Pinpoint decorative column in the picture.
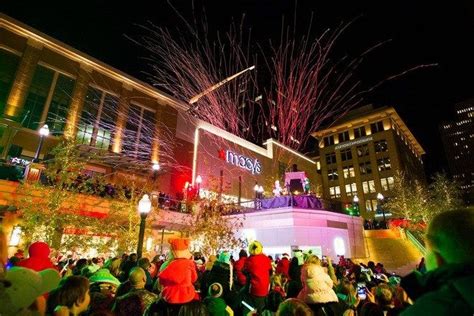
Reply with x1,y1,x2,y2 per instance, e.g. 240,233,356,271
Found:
4,39,43,121
152,104,177,164
112,84,132,153
64,64,92,140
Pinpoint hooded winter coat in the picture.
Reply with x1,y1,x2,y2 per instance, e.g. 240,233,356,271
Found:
159,258,198,304
17,241,56,272
276,257,290,278
244,253,272,297
297,263,338,304
400,262,474,316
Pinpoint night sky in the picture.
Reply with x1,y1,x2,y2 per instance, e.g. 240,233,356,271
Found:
1,1,473,179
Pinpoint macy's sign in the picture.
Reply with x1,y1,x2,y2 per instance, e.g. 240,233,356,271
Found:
224,150,262,174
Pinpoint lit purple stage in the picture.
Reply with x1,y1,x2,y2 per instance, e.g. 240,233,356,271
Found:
260,195,323,209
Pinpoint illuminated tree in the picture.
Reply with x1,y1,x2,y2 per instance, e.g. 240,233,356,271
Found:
16,140,151,254
184,200,245,257
384,171,427,222
385,171,463,225
425,172,463,223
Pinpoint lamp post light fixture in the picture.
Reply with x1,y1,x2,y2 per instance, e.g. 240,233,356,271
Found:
33,124,49,162
352,195,360,216
196,175,202,199
9,226,22,247
152,162,160,180
377,192,386,227
258,185,264,199
254,183,259,199
137,194,152,259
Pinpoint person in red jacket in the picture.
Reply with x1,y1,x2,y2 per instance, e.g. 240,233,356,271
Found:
233,249,248,289
158,238,198,305
243,240,272,313
17,241,56,272
275,253,290,278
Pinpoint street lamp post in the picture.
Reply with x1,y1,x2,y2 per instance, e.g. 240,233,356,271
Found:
377,193,386,227
137,194,152,259
33,124,49,162
254,183,259,209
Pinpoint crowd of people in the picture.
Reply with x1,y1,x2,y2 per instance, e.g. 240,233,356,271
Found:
0,209,473,315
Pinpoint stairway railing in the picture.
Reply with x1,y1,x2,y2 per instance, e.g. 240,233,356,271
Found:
405,229,426,255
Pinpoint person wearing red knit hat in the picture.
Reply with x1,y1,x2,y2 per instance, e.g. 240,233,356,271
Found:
17,241,56,272
158,238,198,305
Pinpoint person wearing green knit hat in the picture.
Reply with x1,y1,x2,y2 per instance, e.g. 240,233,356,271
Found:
203,282,234,316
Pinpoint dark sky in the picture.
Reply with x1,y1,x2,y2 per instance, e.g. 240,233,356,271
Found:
1,1,474,178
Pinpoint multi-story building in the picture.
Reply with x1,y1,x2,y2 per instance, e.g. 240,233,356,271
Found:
1,14,368,259
439,99,474,204
0,13,320,200
312,105,425,218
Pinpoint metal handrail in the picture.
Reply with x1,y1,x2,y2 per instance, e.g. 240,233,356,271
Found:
405,229,426,255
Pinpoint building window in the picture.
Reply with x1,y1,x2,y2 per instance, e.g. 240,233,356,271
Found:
326,152,337,165
362,180,376,194
22,65,55,130
370,121,384,134
0,49,21,115
345,183,357,197
329,186,341,198
357,144,370,157
328,168,339,181
77,87,119,150
374,140,388,152
377,158,392,172
359,161,372,175
123,103,156,160
340,148,352,161
354,126,366,138
21,64,75,133
381,176,394,191
324,136,335,146
366,199,377,212
45,74,75,134
343,165,355,179
338,131,350,143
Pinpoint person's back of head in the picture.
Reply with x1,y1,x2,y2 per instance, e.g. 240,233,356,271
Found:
178,301,209,316
276,298,313,316
128,267,146,289
304,255,320,266
129,253,137,262
113,292,143,316
239,249,248,259
56,275,90,314
137,257,151,271
288,257,301,281
374,284,393,307
425,209,474,269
